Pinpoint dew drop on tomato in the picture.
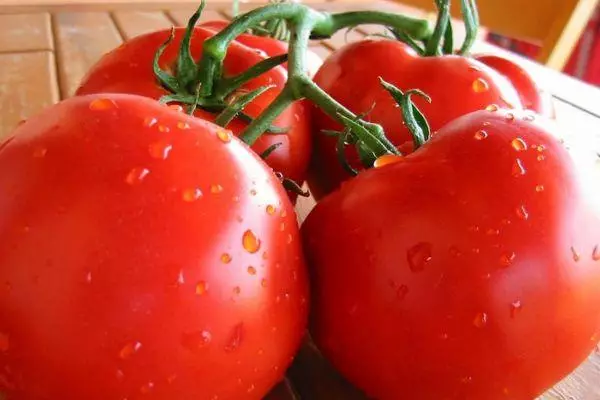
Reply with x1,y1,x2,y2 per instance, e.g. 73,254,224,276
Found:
571,247,581,262
535,184,545,192
515,205,529,220
406,242,432,272
140,381,154,394
247,266,257,275
593,245,600,261
474,130,488,140
195,281,208,295
181,330,212,352
505,113,516,122
233,286,241,295
116,369,125,381
510,300,522,318
167,104,184,113
158,125,170,133
224,323,244,352
85,271,92,284
473,312,488,328
537,154,546,162
500,251,516,267
486,104,499,112
216,129,232,143
511,138,528,151
512,159,526,177
242,230,261,253
182,187,203,202
144,117,158,128
472,78,489,93
211,184,224,194
119,341,142,360
373,154,402,168
266,204,276,215
220,253,232,264
177,121,190,130
261,279,267,288
89,98,117,111
125,167,150,185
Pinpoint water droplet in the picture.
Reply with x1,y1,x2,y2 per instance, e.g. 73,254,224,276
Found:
168,104,184,112
89,98,117,110
0,332,9,352
261,251,268,260
407,242,432,272
148,140,173,160
247,384,255,393
85,271,92,283
505,113,515,122
250,188,257,196
449,246,462,257
176,269,185,285
472,78,489,93
473,312,488,328
500,251,516,267
119,341,142,359
482,122,491,127
182,187,203,202
511,138,528,151
224,323,244,352
211,184,223,194
510,300,522,318
474,130,488,140
140,382,154,394
523,113,535,122
280,209,287,218
537,154,545,162
287,234,293,244
247,266,256,275
177,121,190,130
261,279,267,287
242,230,261,253
571,247,580,262
221,253,232,264
233,286,241,295
279,222,285,231
216,129,232,143
593,246,600,261
536,145,546,152
158,125,170,133
486,104,499,112
144,117,158,127
486,228,500,236
535,185,544,192
33,147,47,158
181,330,212,351
126,167,150,185
515,205,529,220
266,205,276,215
373,154,403,168
195,281,208,295
512,159,526,177
396,284,409,300
461,376,474,384
116,369,125,380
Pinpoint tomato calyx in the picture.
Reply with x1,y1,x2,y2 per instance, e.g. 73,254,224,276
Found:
237,0,292,42
153,2,288,134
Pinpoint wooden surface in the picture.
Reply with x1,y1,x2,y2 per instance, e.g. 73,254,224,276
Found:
1,1,600,399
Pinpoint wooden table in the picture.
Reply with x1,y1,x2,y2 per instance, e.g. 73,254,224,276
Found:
1,1,600,399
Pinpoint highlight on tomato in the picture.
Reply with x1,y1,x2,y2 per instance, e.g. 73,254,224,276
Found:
0,93,309,399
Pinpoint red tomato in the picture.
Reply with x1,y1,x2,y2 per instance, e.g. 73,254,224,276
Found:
75,24,312,197
199,20,323,78
308,39,524,199
474,53,555,118
0,94,309,399
302,108,600,400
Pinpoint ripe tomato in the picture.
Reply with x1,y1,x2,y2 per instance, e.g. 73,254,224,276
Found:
75,23,313,197
0,94,309,399
302,108,600,400
474,53,555,118
308,39,524,199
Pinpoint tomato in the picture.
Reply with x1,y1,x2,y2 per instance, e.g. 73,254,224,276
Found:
474,53,555,118
199,20,323,78
75,23,313,198
302,108,600,400
308,39,525,199
0,93,309,399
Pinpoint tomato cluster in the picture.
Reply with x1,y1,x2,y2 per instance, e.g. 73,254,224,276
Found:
1,2,599,400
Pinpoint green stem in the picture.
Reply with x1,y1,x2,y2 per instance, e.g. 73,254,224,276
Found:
458,0,479,55
425,0,451,56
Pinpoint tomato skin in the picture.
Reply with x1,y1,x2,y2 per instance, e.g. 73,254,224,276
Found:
302,109,600,400
474,53,555,118
309,39,524,199
75,26,312,197
0,94,309,399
